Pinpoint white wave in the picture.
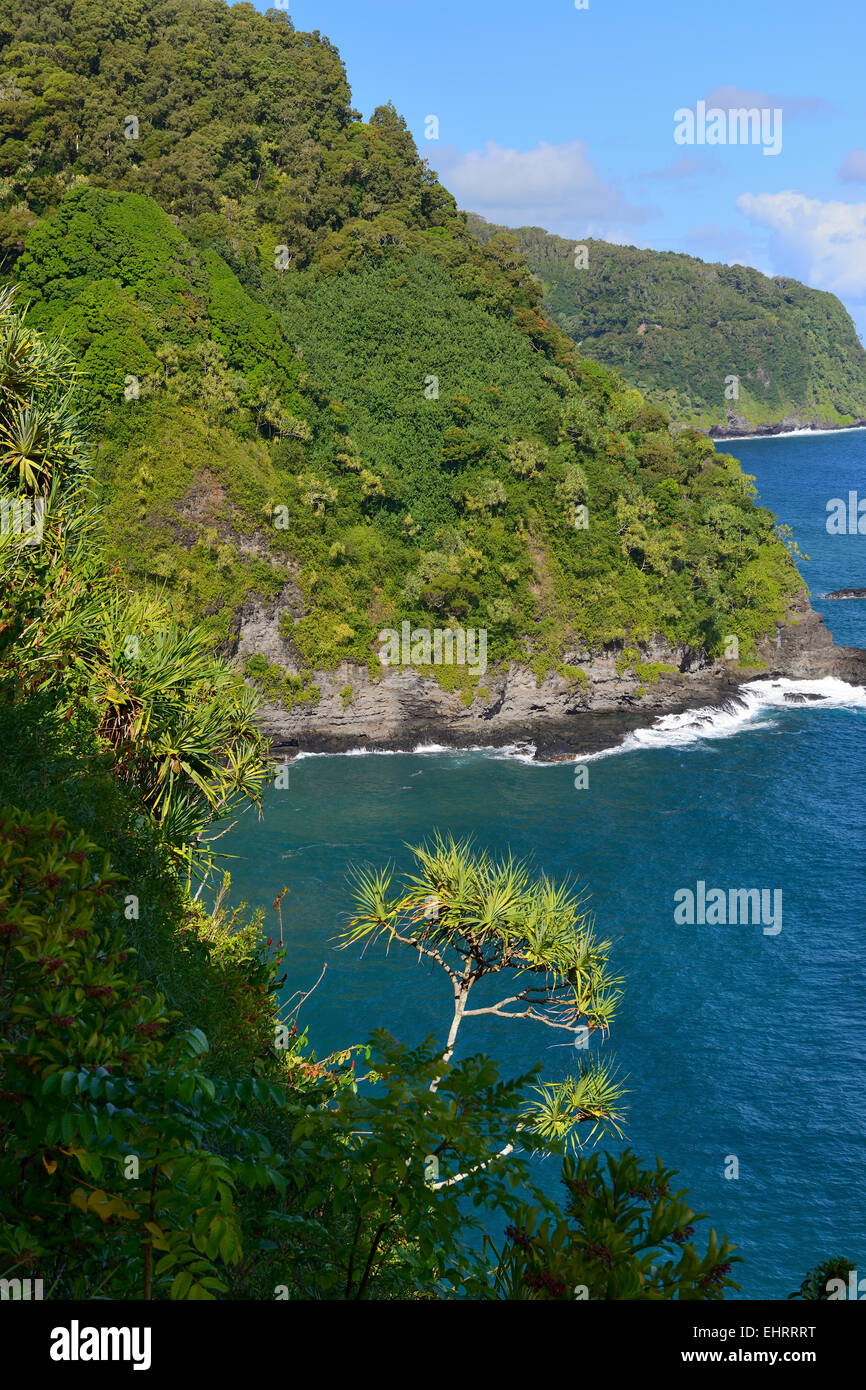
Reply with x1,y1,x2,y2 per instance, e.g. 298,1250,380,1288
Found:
486,741,538,763
278,678,865,769
289,739,534,761
292,743,435,760
717,425,866,442
584,676,866,761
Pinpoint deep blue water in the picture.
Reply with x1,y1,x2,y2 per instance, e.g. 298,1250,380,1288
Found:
224,429,866,1299
717,428,866,648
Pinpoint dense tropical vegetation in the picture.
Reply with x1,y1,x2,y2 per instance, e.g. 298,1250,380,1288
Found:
468,215,866,433
0,0,805,700
0,0,852,1303
0,290,749,1299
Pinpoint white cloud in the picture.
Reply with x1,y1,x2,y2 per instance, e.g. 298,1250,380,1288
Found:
737,191,866,301
432,140,650,235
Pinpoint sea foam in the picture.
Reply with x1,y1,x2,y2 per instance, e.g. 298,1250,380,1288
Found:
583,676,866,761
281,678,865,767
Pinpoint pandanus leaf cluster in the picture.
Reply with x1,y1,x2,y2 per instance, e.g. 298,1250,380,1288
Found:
345,834,626,1150
0,291,268,882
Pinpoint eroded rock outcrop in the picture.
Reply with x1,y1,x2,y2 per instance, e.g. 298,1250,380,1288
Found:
230,587,866,760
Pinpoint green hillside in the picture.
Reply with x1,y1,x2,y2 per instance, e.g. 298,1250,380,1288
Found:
468,215,866,433
1,0,804,693
0,0,829,1309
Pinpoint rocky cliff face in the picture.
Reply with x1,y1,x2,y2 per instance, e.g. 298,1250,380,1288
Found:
231,588,866,761
709,414,866,439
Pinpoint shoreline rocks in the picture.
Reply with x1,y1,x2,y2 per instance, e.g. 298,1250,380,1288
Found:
707,416,866,440
239,590,866,762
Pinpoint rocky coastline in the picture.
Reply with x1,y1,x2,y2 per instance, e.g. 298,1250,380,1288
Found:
232,590,866,762
707,415,866,440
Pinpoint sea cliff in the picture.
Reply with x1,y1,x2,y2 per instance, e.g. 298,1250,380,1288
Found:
235,590,866,759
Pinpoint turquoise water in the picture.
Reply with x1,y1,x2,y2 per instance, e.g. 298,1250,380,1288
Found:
224,430,866,1299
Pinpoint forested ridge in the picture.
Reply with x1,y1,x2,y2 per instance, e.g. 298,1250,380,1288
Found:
468,214,866,433
0,0,804,693
0,0,837,1302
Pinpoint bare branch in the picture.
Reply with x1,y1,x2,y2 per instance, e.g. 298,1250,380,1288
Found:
464,999,581,1032
431,1130,524,1189
282,963,327,1020
199,816,241,845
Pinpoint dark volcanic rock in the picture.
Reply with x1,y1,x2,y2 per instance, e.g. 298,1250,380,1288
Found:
708,418,866,440
825,588,866,599
239,587,866,762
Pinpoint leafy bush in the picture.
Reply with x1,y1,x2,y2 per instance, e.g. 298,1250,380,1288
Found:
489,1150,741,1301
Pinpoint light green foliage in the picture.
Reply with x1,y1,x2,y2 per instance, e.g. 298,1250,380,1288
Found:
243,653,319,709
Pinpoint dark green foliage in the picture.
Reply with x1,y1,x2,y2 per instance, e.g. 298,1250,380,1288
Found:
2,2,806,681
490,1150,741,1300
287,1032,538,1300
468,215,866,431
272,253,558,528
0,0,464,263
787,1256,858,1300
0,806,291,1300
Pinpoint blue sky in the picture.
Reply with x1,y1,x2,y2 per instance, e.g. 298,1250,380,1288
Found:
261,0,866,336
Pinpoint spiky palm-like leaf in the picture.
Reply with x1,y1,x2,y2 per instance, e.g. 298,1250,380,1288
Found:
0,289,270,877
344,834,626,1145
525,1060,628,1151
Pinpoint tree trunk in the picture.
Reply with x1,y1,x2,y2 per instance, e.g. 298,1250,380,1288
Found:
430,974,471,1093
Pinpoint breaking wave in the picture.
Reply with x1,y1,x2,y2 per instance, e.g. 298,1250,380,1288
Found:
584,677,866,761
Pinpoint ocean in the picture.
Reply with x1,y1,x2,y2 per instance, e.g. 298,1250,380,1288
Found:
222,428,866,1299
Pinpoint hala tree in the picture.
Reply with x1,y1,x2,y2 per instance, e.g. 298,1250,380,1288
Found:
344,834,625,1153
